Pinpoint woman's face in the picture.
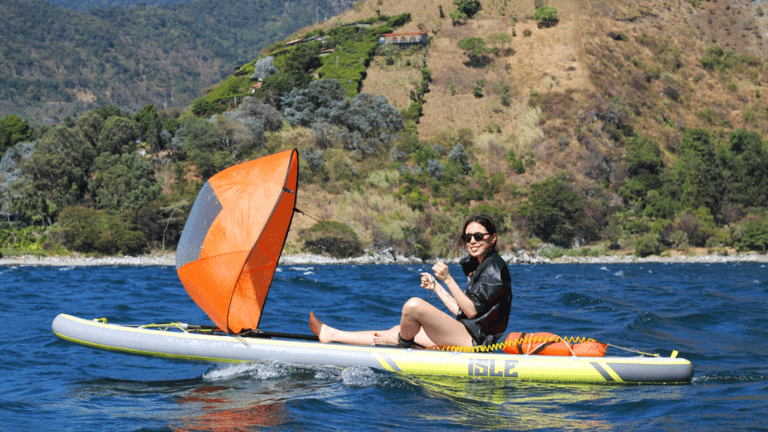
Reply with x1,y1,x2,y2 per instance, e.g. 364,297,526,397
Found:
463,221,496,260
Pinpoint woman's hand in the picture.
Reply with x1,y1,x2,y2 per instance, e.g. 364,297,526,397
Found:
420,273,436,291
432,261,451,283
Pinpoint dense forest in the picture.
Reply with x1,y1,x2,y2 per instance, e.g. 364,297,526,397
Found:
0,0,356,124
45,0,194,11
2,0,768,260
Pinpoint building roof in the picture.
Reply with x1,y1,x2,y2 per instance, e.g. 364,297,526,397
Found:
381,31,428,37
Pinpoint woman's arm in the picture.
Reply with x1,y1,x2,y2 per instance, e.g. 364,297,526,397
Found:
422,274,459,315
428,262,478,318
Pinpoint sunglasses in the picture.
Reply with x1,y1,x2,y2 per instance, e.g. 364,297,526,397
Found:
462,232,489,243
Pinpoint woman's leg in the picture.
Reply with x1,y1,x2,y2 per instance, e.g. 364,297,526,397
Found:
310,311,400,346
399,297,474,347
310,298,473,348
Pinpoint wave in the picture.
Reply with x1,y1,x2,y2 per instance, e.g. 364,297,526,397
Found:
202,361,397,389
693,370,768,384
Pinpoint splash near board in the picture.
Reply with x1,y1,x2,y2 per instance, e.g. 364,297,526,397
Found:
175,149,298,334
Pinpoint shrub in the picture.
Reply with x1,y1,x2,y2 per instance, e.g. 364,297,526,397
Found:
448,144,472,174
0,226,52,255
634,232,663,257
675,209,716,247
301,221,364,258
513,158,525,174
458,38,492,67
427,159,444,180
522,175,584,247
533,6,558,26
236,97,283,131
53,206,148,255
300,146,326,178
733,215,768,252
250,56,277,80
368,169,400,188
191,98,225,117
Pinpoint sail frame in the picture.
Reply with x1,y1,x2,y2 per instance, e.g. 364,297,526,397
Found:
176,149,299,333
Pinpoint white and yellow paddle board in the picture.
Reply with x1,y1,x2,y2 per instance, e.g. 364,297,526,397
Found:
52,313,693,384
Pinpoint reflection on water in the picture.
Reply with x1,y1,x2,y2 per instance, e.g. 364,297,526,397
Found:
402,376,612,431
171,385,287,431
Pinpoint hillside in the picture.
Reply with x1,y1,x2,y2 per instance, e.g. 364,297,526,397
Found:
2,0,768,260
45,0,194,10
0,0,355,125
332,0,768,176
256,0,768,256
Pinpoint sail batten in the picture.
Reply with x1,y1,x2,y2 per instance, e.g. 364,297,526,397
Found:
176,149,299,333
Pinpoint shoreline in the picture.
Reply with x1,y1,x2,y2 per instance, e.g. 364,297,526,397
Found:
1,250,766,267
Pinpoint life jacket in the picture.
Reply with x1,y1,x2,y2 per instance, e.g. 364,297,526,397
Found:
502,332,607,357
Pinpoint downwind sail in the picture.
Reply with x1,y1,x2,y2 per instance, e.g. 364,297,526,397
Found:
176,149,299,334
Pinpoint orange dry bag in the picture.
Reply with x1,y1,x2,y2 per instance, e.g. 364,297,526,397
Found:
502,332,607,357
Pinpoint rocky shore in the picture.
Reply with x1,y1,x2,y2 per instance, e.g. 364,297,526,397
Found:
1,249,766,267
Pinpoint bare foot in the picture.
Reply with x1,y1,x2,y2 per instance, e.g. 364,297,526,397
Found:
372,332,398,346
309,311,331,343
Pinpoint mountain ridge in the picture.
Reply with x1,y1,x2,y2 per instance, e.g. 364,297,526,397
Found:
0,0,354,124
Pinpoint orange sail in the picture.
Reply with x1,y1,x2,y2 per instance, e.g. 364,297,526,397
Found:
176,149,299,334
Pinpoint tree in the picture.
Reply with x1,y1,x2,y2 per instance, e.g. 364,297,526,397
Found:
457,37,492,67
0,115,34,155
213,113,265,158
260,42,321,105
133,104,163,154
237,97,283,131
448,144,472,174
524,175,584,247
178,116,233,180
191,98,225,117
665,128,724,218
451,0,481,23
77,110,105,148
282,79,402,157
89,153,161,212
427,159,443,179
533,6,558,26
250,56,277,80
0,142,34,216
97,116,141,155
449,8,468,25
725,129,768,208
619,135,665,204
301,221,363,258
11,126,95,226
54,206,148,255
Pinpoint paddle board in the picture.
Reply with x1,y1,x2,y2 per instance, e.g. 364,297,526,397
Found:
52,313,694,384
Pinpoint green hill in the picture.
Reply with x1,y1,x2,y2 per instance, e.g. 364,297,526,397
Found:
44,0,194,11
2,0,768,259
0,0,355,124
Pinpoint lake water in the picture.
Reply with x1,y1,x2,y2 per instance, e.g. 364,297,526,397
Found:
1,262,767,431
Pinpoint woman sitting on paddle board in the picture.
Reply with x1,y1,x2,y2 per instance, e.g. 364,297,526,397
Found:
310,214,512,348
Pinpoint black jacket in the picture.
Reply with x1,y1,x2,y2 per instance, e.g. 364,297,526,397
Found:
456,250,513,345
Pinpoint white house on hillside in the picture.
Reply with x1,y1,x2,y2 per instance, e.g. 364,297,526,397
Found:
378,31,428,47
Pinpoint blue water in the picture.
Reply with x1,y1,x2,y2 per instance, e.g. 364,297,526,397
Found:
1,262,767,431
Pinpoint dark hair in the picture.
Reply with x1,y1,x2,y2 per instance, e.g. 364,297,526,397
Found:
457,214,498,250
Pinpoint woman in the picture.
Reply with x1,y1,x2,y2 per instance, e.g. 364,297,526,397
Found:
309,215,512,348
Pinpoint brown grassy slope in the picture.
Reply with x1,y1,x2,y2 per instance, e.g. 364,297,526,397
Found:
277,0,768,252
